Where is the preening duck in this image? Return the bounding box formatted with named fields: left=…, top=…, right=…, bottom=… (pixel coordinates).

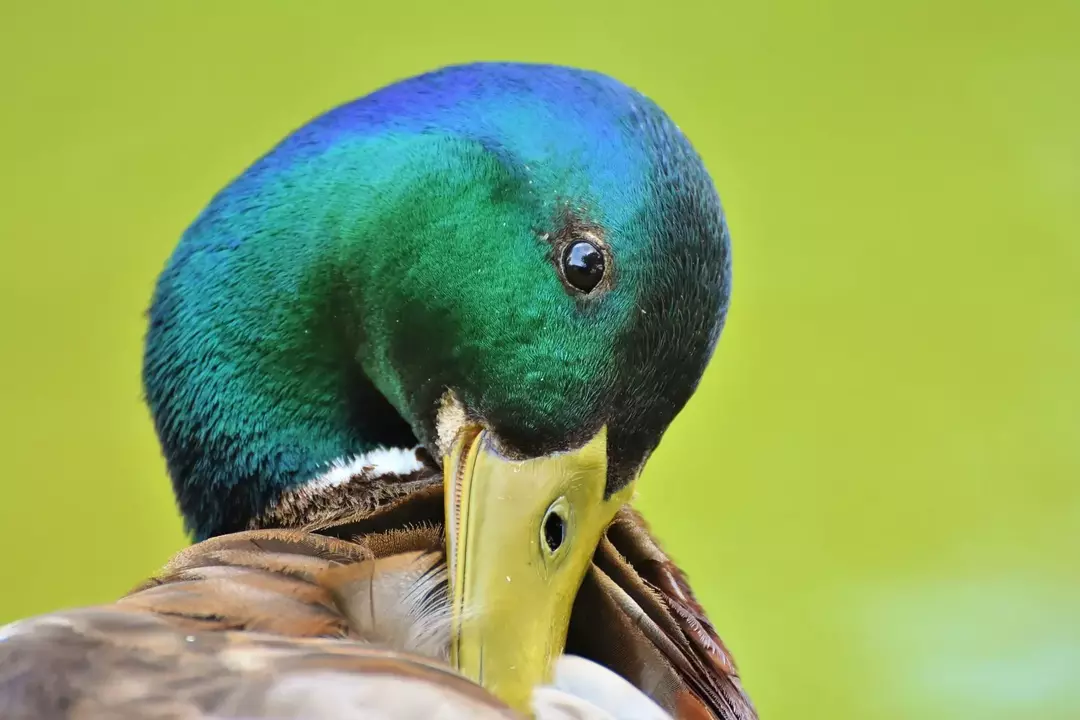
left=0, top=63, right=754, bottom=720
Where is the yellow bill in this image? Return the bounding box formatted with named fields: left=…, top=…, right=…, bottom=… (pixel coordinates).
left=442, top=425, right=636, bottom=714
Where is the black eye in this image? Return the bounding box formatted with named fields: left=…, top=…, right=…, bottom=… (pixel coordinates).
left=562, top=241, right=605, bottom=294
left=543, top=508, right=566, bottom=553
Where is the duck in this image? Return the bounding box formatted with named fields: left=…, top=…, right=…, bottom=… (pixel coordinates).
left=0, top=63, right=755, bottom=720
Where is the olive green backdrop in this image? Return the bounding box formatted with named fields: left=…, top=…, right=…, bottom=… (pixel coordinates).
left=2, top=2, right=1077, bottom=718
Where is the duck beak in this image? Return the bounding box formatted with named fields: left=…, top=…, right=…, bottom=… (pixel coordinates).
left=443, top=425, right=636, bottom=714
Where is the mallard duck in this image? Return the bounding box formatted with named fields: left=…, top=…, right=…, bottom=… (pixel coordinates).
left=0, top=63, right=754, bottom=720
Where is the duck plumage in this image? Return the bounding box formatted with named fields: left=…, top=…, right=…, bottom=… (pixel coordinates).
left=0, top=63, right=753, bottom=719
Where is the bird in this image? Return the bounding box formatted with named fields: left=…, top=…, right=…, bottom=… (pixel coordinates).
left=0, top=63, right=755, bottom=719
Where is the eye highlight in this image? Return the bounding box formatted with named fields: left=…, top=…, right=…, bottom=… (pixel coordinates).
left=561, top=240, right=606, bottom=294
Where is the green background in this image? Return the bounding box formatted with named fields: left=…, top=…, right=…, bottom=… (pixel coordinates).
left=2, top=2, right=1077, bottom=718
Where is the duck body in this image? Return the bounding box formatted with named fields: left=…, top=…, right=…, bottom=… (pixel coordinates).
left=1, top=63, right=754, bottom=719
left=0, top=503, right=748, bottom=718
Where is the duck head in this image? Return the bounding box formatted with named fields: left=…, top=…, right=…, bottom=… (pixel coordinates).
left=144, top=63, right=731, bottom=713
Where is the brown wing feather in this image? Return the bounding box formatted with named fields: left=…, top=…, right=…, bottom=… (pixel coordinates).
left=0, top=522, right=517, bottom=719
left=122, top=527, right=447, bottom=642
left=0, top=607, right=516, bottom=719
left=1, top=475, right=752, bottom=719
left=567, top=508, right=757, bottom=720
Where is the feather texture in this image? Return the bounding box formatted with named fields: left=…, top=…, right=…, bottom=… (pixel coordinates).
left=0, top=479, right=753, bottom=719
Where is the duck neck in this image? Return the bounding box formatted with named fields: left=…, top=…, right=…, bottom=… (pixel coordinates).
left=144, top=157, right=420, bottom=541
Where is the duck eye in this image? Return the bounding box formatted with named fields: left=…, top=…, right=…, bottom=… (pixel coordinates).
left=561, top=240, right=605, bottom=294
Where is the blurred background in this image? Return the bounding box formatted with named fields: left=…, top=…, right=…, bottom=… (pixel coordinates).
left=2, top=2, right=1077, bottom=718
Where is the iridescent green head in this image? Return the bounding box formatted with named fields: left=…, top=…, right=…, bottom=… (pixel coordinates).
left=144, top=63, right=731, bottom=542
